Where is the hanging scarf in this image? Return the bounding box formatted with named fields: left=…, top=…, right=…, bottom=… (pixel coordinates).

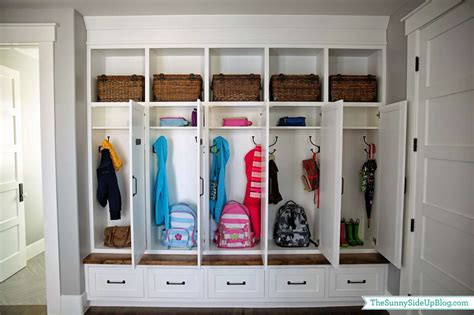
left=154, top=136, right=170, bottom=228
left=244, top=145, right=263, bottom=240
left=209, top=136, right=230, bottom=223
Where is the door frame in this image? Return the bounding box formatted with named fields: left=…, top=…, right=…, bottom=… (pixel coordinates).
left=0, top=23, right=60, bottom=314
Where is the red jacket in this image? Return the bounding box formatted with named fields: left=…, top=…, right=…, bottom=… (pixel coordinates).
left=244, top=145, right=262, bottom=240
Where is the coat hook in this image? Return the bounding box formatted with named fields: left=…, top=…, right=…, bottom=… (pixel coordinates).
left=252, top=136, right=257, bottom=145
left=270, top=148, right=277, bottom=154
left=363, top=136, right=370, bottom=147
left=269, top=136, right=278, bottom=147
left=309, top=136, right=320, bottom=154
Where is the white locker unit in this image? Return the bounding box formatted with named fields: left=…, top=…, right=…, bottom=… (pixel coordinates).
left=83, top=14, right=409, bottom=307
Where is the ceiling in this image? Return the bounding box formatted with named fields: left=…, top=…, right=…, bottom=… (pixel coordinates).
left=0, top=0, right=412, bottom=16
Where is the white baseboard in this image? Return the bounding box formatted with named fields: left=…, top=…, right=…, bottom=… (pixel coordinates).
left=60, top=291, right=89, bottom=315
left=27, top=238, right=45, bottom=260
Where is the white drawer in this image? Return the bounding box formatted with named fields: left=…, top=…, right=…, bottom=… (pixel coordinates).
left=147, top=268, right=204, bottom=298
left=329, top=266, right=385, bottom=297
left=268, top=268, right=325, bottom=299
left=208, top=268, right=265, bottom=299
left=87, top=266, right=144, bottom=298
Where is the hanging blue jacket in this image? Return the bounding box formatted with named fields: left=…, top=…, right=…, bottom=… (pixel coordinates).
left=209, top=136, right=230, bottom=223
left=154, top=136, right=170, bottom=228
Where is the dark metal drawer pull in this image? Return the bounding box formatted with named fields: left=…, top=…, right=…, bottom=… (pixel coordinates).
left=347, top=280, right=366, bottom=284
left=227, top=281, right=246, bottom=286
left=166, top=281, right=186, bottom=286
left=287, top=281, right=307, bottom=285
left=107, top=280, right=126, bottom=284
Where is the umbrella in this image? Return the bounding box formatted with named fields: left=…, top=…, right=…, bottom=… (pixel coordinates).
left=360, top=142, right=377, bottom=228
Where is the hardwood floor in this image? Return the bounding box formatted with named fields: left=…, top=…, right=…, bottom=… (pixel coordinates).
left=0, top=305, right=47, bottom=315
left=0, top=253, right=46, bottom=305
left=86, top=307, right=388, bottom=315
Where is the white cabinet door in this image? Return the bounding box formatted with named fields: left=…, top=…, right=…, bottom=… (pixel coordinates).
left=375, top=101, right=407, bottom=268
left=412, top=2, right=473, bottom=302
left=319, top=100, right=343, bottom=267
left=130, top=100, right=146, bottom=268
left=196, top=100, right=203, bottom=266
left=0, top=65, right=26, bottom=282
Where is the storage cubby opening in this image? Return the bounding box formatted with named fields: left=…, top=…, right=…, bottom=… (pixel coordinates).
left=92, top=129, right=131, bottom=252
left=90, top=49, right=146, bottom=102
left=149, top=106, right=197, bottom=128
left=209, top=48, right=265, bottom=101
left=148, top=129, right=199, bottom=253
left=149, top=48, right=205, bottom=102
left=343, top=107, right=379, bottom=129
left=341, top=129, right=378, bottom=251
left=208, top=106, right=265, bottom=129
left=205, top=129, right=265, bottom=254
left=267, top=130, right=321, bottom=254
left=269, top=106, right=321, bottom=128
left=329, top=49, right=383, bottom=103
left=269, top=48, right=325, bottom=102
left=92, top=107, right=130, bottom=129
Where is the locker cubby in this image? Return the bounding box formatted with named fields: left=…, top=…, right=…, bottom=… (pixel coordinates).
left=341, top=129, right=378, bottom=252
left=147, top=128, right=199, bottom=254
left=204, top=126, right=266, bottom=255
left=269, top=48, right=326, bottom=102
left=92, top=106, right=130, bottom=129
left=267, top=128, right=322, bottom=254
left=149, top=105, right=197, bottom=129
left=329, top=49, right=383, bottom=104
left=207, top=105, right=265, bottom=129
left=209, top=48, right=265, bottom=101
left=149, top=48, right=205, bottom=102
left=90, top=49, right=146, bottom=102
left=91, top=129, right=131, bottom=253
left=343, top=106, right=379, bottom=129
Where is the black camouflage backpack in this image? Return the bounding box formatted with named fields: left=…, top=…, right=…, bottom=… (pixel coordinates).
left=273, top=200, right=315, bottom=247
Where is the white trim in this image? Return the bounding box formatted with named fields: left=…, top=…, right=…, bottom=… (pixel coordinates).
left=27, top=238, right=45, bottom=260
left=0, top=23, right=60, bottom=315
left=60, top=292, right=89, bottom=315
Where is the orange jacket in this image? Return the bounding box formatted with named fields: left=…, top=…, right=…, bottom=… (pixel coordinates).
left=101, top=139, right=123, bottom=171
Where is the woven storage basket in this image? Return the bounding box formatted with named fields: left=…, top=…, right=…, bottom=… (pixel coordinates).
left=329, top=75, right=377, bottom=102
left=270, top=74, right=321, bottom=101
left=97, top=75, right=145, bottom=102
left=153, top=74, right=203, bottom=101
left=211, top=74, right=261, bottom=101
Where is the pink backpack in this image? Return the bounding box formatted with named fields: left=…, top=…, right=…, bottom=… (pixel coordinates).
left=215, top=201, right=256, bottom=248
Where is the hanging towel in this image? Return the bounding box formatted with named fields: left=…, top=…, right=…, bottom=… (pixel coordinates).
left=244, top=145, right=263, bottom=240
left=96, top=149, right=122, bottom=220
left=101, top=139, right=123, bottom=171
left=154, top=136, right=170, bottom=228
left=268, top=153, right=282, bottom=205
left=209, top=136, right=230, bottom=223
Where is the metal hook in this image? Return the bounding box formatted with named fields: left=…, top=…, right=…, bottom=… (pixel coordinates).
left=269, top=136, right=279, bottom=147
left=363, top=136, right=370, bottom=147
left=270, top=148, right=277, bottom=154
left=252, top=136, right=258, bottom=145
left=309, top=136, right=320, bottom=153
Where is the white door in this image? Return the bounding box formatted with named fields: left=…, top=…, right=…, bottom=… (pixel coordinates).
left=319, top=100, right=343, bottom=267
left=196, top=100, right=203, bottom=266
left=0, top=65, right=26, bottom=282
left=412, top=1, right=473, bottom=306
left=130, top=100, right=146, bottom=268
left=375, top=101, right=407, bottom=268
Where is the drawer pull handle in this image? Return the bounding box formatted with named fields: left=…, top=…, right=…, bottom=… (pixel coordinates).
left=107, top=280, right=126, bottom=284
left=227, top=281, right=246, bottom=286
left=347, top=280, right=366, bottom=284
left=287, top=281, right=307, bottom=285
left=166, top=281, right=186, bottom=286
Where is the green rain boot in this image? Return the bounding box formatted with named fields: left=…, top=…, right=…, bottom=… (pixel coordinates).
left=353, top=218, right=364, bottom=246
left=346, top=219, right=357, bottom=246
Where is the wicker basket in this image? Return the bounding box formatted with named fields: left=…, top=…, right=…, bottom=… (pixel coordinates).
left=153, top=74, right=202, bottom=101
left=270, top=74, right=321, bottom=101
left=211, top=74, right=261, bottom=101
left=329, top=75, right=377, bottom=102
left=97, top=75, right=145, bottom=102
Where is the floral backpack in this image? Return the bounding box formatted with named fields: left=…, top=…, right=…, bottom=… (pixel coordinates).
left=215, top=201, right=256, bottom=248
left=161, top=203, right=197, bottom=249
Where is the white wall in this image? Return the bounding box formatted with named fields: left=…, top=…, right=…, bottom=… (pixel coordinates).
left=385, top=0, right=424, bottom=296
left=0, top=47, right=43, bottom=247
left=0, top=8, right=88, bottom=296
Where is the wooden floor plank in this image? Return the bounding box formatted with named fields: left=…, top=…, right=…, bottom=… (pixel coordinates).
left=82, top=253, right=132, bottom=265
left=139, top=254, right=197, bottom=266
left=202, top=255, right=263, bottom=266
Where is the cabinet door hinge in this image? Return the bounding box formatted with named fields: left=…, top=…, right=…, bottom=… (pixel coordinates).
left=19, top=183, right=24, bottom=202
left=404, top=177, right=407, bottom=194
left=410, top=219, right=415, bottom=232
left=413, top=138, right=418, bottom=152
left=415, top=56, right=419, bottom=72
left=408, top=293, right=412, bottom=296
left=372, top=237, right=377, bottom=245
